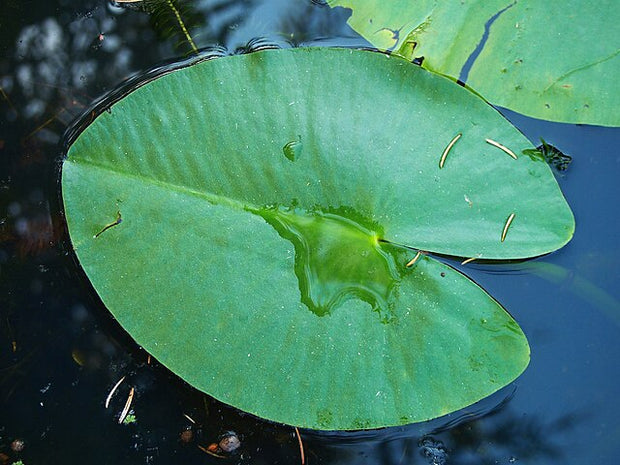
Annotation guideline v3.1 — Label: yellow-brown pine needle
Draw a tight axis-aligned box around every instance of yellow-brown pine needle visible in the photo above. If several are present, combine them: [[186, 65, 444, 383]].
[[0, 86, 16, 113], [105, 375, 126, 408], [460, 255, 480, 265], [439, 133, 462, 168], [406, 250, 422, 267], [197, 444, 208, 454], [295, 427, 305, 465], [118, 386, 134, 424], [25, 108, 67, 140], [501, 213, 516, 242], [485, 138, 518, 160]]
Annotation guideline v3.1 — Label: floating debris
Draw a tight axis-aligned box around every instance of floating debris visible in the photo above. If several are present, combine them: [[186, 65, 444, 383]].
[[198, 443, 224, 458], [199, 431, 241, 458], [105, 375, 126, 408], [406, 250, 423, 267], [122, 413, 137, 425], [11, 439, 25, 453], [219, 431, 241, 453], [461, 255, 481, 265], [295, 427, 305, 465], [485, 138, 518, 160], [179, 427, 194, 444], [522, 138, 572, 171], [118, 386, 135, 424], [439, 133, 462, 168], [419, 436, 448, 465], [501, 213, 516, 242]]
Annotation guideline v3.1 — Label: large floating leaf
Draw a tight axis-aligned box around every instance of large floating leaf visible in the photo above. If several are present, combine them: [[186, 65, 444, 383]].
[[329, 0, 620, 126], [61, 48, 573, 429]]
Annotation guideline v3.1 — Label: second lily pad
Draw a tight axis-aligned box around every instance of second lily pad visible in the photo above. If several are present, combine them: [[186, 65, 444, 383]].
[[329, 0, 620, 126]]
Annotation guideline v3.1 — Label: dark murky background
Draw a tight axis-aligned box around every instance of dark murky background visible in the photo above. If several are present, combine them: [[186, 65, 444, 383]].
[[1, 1, 619, 464]]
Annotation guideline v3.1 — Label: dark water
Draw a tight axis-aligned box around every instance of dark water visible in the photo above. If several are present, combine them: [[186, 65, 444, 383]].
[[1, 1, 619, 464]]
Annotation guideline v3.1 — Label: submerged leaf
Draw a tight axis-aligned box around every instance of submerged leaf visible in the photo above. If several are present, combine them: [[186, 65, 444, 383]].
[[62, 48, 573, 429]]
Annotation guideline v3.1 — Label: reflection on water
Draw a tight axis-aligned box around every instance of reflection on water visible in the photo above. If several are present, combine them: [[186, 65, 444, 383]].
[[1, 0, 619, 464]]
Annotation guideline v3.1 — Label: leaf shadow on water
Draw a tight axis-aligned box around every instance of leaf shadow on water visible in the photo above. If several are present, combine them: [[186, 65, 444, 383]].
[[298, 386, 582, 464]]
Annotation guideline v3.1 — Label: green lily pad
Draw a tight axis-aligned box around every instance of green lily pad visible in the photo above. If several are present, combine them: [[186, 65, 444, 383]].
[[329, 0, 620, 126], [61, 48, 573, 429]]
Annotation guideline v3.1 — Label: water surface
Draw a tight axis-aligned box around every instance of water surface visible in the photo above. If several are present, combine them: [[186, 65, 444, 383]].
[[1, 1, 619, 464]]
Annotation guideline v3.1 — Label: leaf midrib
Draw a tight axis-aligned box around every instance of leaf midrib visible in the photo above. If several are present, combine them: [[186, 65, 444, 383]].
[[65, 157, 423, 252], [66, 157, 254, 213]]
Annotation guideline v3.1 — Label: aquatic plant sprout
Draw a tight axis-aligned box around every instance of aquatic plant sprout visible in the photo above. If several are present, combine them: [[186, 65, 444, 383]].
[[61, 48, 574, 429]]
